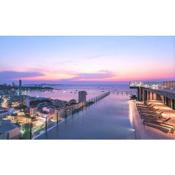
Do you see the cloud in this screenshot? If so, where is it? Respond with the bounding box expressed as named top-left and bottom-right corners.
top-left (0, 70), bottom-right (117, 83)
top-left (0, 71), bottom-right (44, 80)
top-left (86, 55), bottom-right (106, 60)
top-left (72, 70), bottom-right (116, 81)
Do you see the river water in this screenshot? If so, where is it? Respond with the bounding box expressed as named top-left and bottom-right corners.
top-left (33, 84), bottom-right (135, 139)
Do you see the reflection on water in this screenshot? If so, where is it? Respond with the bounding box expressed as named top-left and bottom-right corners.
top-left (38, 93), bottom-right (135, 139)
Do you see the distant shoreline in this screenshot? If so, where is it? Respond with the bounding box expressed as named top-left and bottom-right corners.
top-left (0, 84), bottom-right (53, 91)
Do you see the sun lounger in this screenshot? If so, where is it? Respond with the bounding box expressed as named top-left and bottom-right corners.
top-left (143, 122), bottom-right (172, 133)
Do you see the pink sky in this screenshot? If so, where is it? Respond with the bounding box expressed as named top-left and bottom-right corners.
top-left (0, 36), bottom-right (174, 83)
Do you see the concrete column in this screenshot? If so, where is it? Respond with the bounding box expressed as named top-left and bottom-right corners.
top-left (151, 92), bottom-right (154, 100)
top-left (165, 97), bottom-right (168, 106)
top-left (156, 94), bottom-right (161, 101)
top-left (160, 95), bottom-right (164, 103)
top-left (169, 99), bottom-right (174, 109)
top-left (150, 92), bottom-right (153, 100)
top-left (154, 93), bottom-right (157, 100)
top-left (148, 91), bottom-right (150, 101)
top-left (137, 87), bottom-right (140, 101)
top-left (168, 98), bottom-right (172, 108)
top-left (140, 88), bottom-right (143, 101)
top-left (163, 96), bottom-right (166, 104)
top-left (166, 97), bottom-right (171, 107)
top-left (142, 89), bottom-right (144, 101)
top-left (149, 92), bottom-right (152, 100)
top-left (172, 99), bottom-right (175, 110)
top-left (144, 90), bottom-right (148, 105)
top-left (137, 87), bottom-right (142, 101)
top-left (171, 99), bottom-right (173, 108)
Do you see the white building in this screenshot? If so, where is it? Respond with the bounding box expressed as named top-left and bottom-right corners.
top-left (1, 96), bottom-right (9, 108)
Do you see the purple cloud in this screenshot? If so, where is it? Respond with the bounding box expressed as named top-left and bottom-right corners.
top-left (72, 70), bottom-right (116, 80)
top-left (0, 71), bottom-right (44, 80)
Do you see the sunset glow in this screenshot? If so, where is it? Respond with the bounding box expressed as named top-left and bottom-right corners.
top-left (0, 36), bottom-right (174, 83)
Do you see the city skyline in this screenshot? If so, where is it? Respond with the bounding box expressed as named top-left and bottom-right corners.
top-left (0, 36), bottom-right (175, 84)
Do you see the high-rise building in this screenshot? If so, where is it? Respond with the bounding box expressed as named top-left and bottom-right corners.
top-left (24, 96), bottom-right (30, 108)
top-left (78, 91), bottom-right (87, 103)
top-left (19, 80), bottom-right (22, 96)
top-left (12, 82), bottom-right (16, 87)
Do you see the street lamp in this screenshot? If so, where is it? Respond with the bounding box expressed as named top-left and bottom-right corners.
top-left (57, 111), bottom-right (59, 125)
top-left (29, 118), bottom-right (33, 139)
top-left (44, 114), bottom-right (48, 133)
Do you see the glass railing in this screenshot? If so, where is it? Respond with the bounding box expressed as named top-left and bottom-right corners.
top-left (129, 81), bottom-right (175, 90)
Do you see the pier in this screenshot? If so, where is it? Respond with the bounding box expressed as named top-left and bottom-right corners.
top-left (87, 92), bottom-right (110, 104)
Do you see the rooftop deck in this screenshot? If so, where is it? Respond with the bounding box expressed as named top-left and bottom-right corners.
top-left (129, 100), bottom-right (175, 139)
